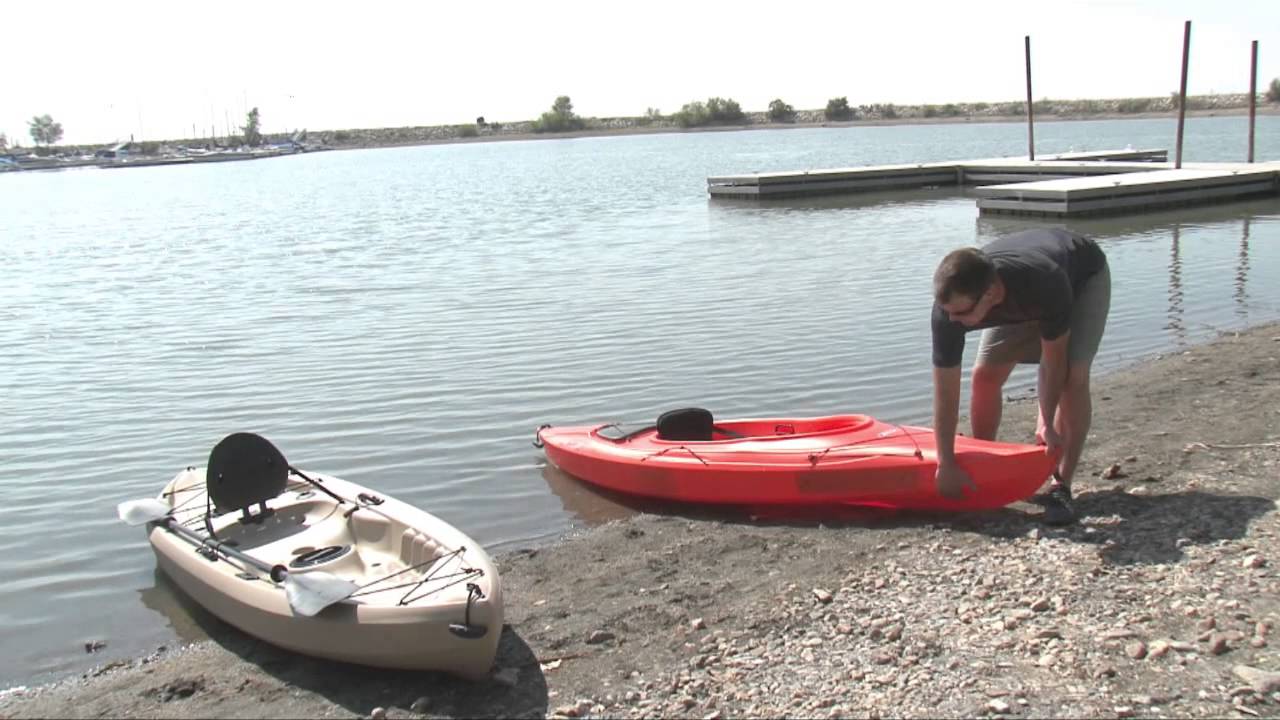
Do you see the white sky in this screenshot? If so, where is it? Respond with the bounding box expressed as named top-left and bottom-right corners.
top-left (2, 0), bottom-right (1277, 146)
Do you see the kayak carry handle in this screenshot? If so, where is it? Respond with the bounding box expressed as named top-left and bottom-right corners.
top-left (448, 583), bottom-right (489, 639)
top-left (533, 424), bottom-right (551, 448)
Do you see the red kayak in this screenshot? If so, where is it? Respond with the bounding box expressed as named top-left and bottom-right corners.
top-left (535, 409), bottom-right (1055, 512)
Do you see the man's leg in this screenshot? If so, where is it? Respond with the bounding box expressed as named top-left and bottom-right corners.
top-left (1053, 362), bottom-right (1093, 489)
top-left (972, 322), bottom-right (1038, 441)
top-left (970, 361), bottom-right (1016, 440)
top-left (1042, 260), bottom-right (1110, 524)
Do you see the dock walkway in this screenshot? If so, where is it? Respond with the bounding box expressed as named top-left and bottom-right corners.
top-left (707, 150), bottom-right (1280, 216)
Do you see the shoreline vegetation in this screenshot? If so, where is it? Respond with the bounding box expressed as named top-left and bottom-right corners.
top-left (2, 321), bottom-right (1279, 718)
top-left (9, 93), bottom-right (1279, 163)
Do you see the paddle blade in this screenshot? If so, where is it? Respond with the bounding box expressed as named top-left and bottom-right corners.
top-left (117, 498), bottom-right (172, 526)
top-left (284, 571), bottom-right (358, 617)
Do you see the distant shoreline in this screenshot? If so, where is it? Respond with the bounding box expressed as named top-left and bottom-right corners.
top-left (16, 98), bottom-right (1279, 159)
top-left (322, 105), bottom-right (1280, 153)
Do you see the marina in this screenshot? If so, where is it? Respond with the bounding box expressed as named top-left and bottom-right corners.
top-left (707, 149), bottom-right (1280, 216)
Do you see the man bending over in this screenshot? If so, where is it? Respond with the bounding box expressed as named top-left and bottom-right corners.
top-left (930, 227), bottom-right (1110, 525)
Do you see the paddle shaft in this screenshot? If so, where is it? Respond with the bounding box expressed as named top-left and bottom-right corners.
top-left (159, 516), bottom-right (285, 581)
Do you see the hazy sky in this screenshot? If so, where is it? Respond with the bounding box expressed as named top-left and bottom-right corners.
top-left (3, 0), bottom-right (1277, 146)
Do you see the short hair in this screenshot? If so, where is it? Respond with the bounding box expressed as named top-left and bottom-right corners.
top-left (933, 247), bottom-right (996, 304)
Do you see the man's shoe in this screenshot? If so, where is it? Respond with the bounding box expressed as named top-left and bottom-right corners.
top-left (1042, 484), bottom-right (1077, 526)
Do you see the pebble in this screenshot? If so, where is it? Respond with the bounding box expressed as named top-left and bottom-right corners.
top-left (1209, 633), bottom-right (1231, 655)
top-left (493, 667), bottom-right (520, 686)
top-left (1233, 665), bottom-right (1280, 694)
top-left (370, 708), bottom-right (386, 720)
top-left (986, 699), bottom-right (1012, 713)
top-left (587, 630), bottom-right (616, 644)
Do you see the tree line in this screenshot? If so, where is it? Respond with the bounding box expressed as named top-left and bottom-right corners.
top-left (2, 108), bottom-right (264, 152)
top-left (7, 80), bottom-right (1279, 150)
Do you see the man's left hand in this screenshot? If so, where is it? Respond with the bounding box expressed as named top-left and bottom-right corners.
top-left (1038, 425), bottom-right (1063, 457)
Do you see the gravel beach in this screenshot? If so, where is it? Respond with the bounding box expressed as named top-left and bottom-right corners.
top-left (4, 322), bottom-right (1279, 719)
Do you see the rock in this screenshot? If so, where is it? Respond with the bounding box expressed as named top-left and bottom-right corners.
top-left (410, 696), bottom-right (431, 713)
top-left (690, 618), bottom-right (706, 631)
top-left (1029, 598), bottom-right (1051, 612)
top-left (1147, 640), bottom-right (1171, 658)
top-left (1233, 665), bottom-right (1280, 694)
top-left (1101, 462), bottom-right (1126, 479)
top-left (84, 640), bottom-right (106, 653)
top-left (1209, 633), bottom-right (1231, 655)
top-left (987, 699), bottom-right (1012, 714)
top-left (370, 708), bottom-right (387, 720)
top-left (1125, 641), bottom-right (1148, 659)
top-left (1242, 554), bottom-right (1265, 569)
top-left (587, 630), bottom-right (616, 644)
top-left (156, 678), bottom-right (204, 702)
top-left (813, 588), bottom-right (833, 604)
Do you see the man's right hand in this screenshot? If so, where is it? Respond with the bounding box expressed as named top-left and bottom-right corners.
top-left (936, 459), bottom-right (977, 500)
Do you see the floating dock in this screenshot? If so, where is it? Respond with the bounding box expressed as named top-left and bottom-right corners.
top-left (707, 149), bottom-right (1280, 216)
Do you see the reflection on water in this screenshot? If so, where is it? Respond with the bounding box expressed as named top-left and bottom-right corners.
top-left (540, 461), bottom-right (639, 528)
top-left (1167, 225), bottom-right (1186, 345)
top-left (975, 196), bottom-right (1276, 359)
top-left (136, 569), bottom-right (213, 646)
top-left (1237, 218), bottom-right (1251, 320)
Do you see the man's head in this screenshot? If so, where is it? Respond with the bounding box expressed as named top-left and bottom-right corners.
top-left (934, 247), bottom-right (998, 326)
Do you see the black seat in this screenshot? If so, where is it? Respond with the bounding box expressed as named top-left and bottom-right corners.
top-left (656, 408), bottom-right (715, 441)
top-left (206, 432), bottom-right (289, 515)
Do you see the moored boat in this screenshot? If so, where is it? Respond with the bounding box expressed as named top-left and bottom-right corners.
top-left (121, 433), bottom-right (502, 679)
top-left (536, 408), bottom-right (1055, 512)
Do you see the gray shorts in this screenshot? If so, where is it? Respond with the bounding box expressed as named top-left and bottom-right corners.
top-left (975, 261), bottom-right (1111, 367)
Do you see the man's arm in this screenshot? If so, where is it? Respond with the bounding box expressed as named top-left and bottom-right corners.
top-left (933, 364), bottom-right (975, 499)
top-left (1036, 331), bottom-right (1070, 452)
top-left (932, 365), bottom-right (962, 463)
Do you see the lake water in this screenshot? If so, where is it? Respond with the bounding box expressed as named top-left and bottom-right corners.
top-left (2, 116), bottom-right (1278, 687)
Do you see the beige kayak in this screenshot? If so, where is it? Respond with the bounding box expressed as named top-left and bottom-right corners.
top-left (143, 434), bottom-right (503, 680)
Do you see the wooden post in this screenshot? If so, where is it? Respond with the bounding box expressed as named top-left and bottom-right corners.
top-left (1025, 35), bottom-right (1035, 161)
top-left (1175, 20), bottom-right (1191, 169)
top-left (1248, 40), bottom-right (1258, 163)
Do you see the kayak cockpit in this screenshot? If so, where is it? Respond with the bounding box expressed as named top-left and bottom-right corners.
top-left (592, 408), bottom-right (875, 444)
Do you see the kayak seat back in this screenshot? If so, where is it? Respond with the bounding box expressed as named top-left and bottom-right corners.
top-left (656, 407), bottom-right (714, 441)
top-left (206, 432), bottom-right (290, 515)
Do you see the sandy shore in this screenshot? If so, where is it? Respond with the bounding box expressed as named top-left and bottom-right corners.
top-left (4, 322), bottom-right (1280, 719)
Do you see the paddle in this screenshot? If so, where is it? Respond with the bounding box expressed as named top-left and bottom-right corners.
top-left (116, 497), bottom-right (357, 617)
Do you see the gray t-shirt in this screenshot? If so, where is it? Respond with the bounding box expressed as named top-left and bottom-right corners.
top-left (931, 228), bottom-right (1106, 368)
